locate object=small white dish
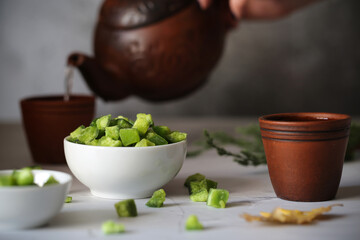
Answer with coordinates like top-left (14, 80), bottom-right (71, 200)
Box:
top-left (0, 170), bottom-right (72, 230)
top-left (64, 138), bottom-right (186, 199)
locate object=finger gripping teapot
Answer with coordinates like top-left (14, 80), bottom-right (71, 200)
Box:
top-left (68, 0), bottom-right (233, 101)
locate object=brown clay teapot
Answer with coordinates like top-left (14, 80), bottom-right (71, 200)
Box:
top-left (68, 0), bottom-right (234, 101)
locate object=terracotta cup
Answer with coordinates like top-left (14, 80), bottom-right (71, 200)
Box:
top-left (20, 95), bottom-right (95, 164)
top-left (259, 112), bottom-right (351, 202)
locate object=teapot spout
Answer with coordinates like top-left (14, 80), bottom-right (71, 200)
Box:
top-left (67, 52), bottom-right (130, 101)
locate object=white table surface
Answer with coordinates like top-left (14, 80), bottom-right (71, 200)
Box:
top-left (1, 119), bottom-right (360, 240)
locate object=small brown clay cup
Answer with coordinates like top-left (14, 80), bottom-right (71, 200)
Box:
top-left (20, 95), bottom-right (95, 164)
top-left (259, 112), bottom-right (351, 202)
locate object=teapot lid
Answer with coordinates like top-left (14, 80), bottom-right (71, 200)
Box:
top-left (98, 0), bottom-right (194, 29)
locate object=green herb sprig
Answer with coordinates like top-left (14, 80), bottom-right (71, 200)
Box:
top-left (203, 129), bottom-right (266, 166)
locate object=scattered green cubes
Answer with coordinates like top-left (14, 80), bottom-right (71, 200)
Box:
top-left (146, 189), bottom-right (166, 208)
top-left (189, 179), bottom-right (218, 202)
top-left (114, 199), bottom-right (138, 217)
top-left (135, 138), bottom-right (155, 147)
top-left (185, 173), bottom-right (222, 203)
top-left (206, 188), bottom-right (229, 208)
top-left (119, 128), bottom-right (140, 146)
top-left (185, 215), bottom-right (203, 231)
top-left (102, 220), bottom-right (125, 235)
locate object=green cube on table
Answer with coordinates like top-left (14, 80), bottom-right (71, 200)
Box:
top-left (114, 199), bottom-right (138, 217)
top-left (185, 215), bottom-right (203, 231)
top-left (184, 173), bottom-right (206, 188)
top-left (206, 188), bottom-right (229, 208)
top-left (146, 189), bottom-right (166, 207)
top-left (189, 180), bottom-right (209, 202)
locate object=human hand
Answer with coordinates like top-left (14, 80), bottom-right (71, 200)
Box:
top-left (198, 0), bottom-right (321, 20)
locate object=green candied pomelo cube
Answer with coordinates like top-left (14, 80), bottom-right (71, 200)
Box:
top-left (116, 115), bottom-right (129, 122)
top-left (78, 126), bottom-right (99, 143)
top-left (86, 139), bottom-right (99, 146)
top-left (135, 138), bottom-right (155, 147)
top-left (190, 190), bottom-right (208, 202)
top-left (132, 117), bottom-right (150, 137)
top-left (44, 175), bottom-right (59, 185)
top-left (184, 173), bottom-right (206, 188)
top-left (0, 175), bottom-right (16, 186)
top-left (105, 125), bottom-right (120, 140)
top-left (136, 113), bottom-right (154, 126)
top-left (96, 114), bottom-right (112, 130)
top-left (102, 220), bottom-right (125, 235)
top-left (189, 179), bottom-right (208, 202)
top-left (145, 131), bottom-right (168, 145)
top-left (206, 179), bottom-right (218, 190)
top-left (206, 188), bottom-right (229, 208)
top-left (65, 196), bottom-right (72, 203)
top-left (185, 215), bottom-right (203, 231)
top-left (13, 168), bottom-right (34, 186)
top-left (66, 137), bottom-right (80, 143)
top-left (117, 119), bottom-right (133, 129)
top-left (110, 116), bottom-right (133, 128)
top-left (70, 125), bottom-right (85, 139)
top-left (90, 116), bottom-right (99, 127)
top-left (114, 199), bottom-right (138, 217)
top-left (152, 125), bottom-right (171, 139)
top-left (166, 131), bottom-right (187, 143)
top-left (119, 128), bottom-right (140, 146)
top-left (98, 136), bottom-right (122, 147)
top-left (146, 189), bottom-right (166, 208)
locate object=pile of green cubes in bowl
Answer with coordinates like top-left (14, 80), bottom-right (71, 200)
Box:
top-left (67, 113), bottom-right (187, 147)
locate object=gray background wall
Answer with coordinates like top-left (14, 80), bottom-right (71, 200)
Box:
top-left (1, 0), bottom-right (359, 122)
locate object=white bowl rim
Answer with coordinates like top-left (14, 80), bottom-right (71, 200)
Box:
top-left (64, 136), bottom-right (186, 150)
top-left (0, 169), bottom-right (72, 190)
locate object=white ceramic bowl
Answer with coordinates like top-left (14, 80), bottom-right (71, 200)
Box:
top-left (64, 138), bottom-right (187, 199)
top-left (0, 170), bottom-right (72, 230)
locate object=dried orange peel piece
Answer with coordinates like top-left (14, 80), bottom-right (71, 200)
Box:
top-left (241, 204), bottom-right (343, 224)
